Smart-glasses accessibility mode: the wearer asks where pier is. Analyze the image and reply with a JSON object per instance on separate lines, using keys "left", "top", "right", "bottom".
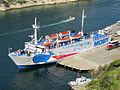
{"left": 57, "top": 22, "right": 120, "bottom": 89}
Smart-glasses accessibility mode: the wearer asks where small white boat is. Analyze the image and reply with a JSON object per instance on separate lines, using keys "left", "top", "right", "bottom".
{"left": 61, "top": 16, "right": 75, "bottom": 22}
{"left": 68, "top": 76, "right": 91, "bottom": 87}
{"left": 68, "top": 16, "right": 75, "bottom": 21}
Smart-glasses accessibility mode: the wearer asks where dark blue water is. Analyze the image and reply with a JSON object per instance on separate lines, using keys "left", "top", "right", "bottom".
{"left": 0, "top": 0, "right": 120, "bottom": 89}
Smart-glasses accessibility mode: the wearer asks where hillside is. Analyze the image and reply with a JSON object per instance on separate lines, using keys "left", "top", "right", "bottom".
{"left": 0, "top": 0, "right": 78, "bottom": 11}
{"left": 86, "top": 60, "right": 120, "bottom": 90}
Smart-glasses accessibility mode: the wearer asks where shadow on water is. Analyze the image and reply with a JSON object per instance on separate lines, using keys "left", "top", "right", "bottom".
{"left": 19, "top": 62, "right": 93, "bottom": 80}
{"left": 12, "top": 63, "right": 93, "bottom": 90}
{"left": 56, "top": 64, "right": 94, "bottom": 79}
{"left": 18, "top": 62, "right": 56, "bottom": 72}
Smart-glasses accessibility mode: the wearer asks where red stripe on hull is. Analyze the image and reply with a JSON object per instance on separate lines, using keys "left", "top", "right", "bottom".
{"left": 52, "top": 53, "right": 78, "bottom": 60}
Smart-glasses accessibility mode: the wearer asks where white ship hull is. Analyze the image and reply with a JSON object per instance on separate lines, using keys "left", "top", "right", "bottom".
{"left": 51, "top": 35, "right": 111, "bottom": 55}
{"left": 51, "top": 38, "right": 93, "bottom": 55}
{"left": 8, "top": 52, "right": 57, "bottom": 69}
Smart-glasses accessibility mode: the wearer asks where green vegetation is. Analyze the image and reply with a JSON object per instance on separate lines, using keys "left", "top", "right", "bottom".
{"left": 16, "top": 0, "right": 27, "bottom": 5}
{"left": 86, "top": 60, "right": 120, "bottom": 90}
{"left": 0, "top": 0, "right": 4, "bottom": 4}
{"left": 0, "top": 0, "right": 27, "bottom": 7}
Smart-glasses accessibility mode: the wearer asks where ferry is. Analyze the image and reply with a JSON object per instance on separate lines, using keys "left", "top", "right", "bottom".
{"left": 8, "top": 9, "right": 112, "bottom": 70}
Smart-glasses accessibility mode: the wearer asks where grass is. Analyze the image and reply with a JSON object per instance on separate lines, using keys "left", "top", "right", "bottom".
{"left": 86, "top": 60, "right": 120, "bottom": 90}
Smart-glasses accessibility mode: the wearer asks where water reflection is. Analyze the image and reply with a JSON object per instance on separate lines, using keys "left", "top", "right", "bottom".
{"left": 12, "top": 65, "right": 78, "bottom": 90}
{"left": 12, "top": 64, "right": 92, "bottom": 90}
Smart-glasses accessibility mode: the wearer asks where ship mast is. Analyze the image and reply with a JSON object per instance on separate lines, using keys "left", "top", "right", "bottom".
{"left": 81, "top": 9, "right": 85, "bottom": 36}
{"left": 32, "top": 17, "right": 39, "bottom": 45}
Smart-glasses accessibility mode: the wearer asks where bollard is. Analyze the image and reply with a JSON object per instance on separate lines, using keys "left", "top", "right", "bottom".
{"left": 71, "top": 66, "right": 73, "bottom": 70}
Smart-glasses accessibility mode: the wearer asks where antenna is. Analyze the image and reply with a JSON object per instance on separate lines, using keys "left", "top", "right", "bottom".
{"left": 32, "top": 17, "right": 40, "bottom": 45}
{"left": 81, "top": 9, "right": 86, "bottom": 36}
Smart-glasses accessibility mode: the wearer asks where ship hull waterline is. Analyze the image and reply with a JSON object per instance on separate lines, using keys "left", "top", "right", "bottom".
{"left": 8, "top": 52, "right": 78, "bottom": 70}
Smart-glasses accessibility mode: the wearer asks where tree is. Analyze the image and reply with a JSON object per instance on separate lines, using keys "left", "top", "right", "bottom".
{"left": 0, "top": 0, "right": 5, "bottom": 4}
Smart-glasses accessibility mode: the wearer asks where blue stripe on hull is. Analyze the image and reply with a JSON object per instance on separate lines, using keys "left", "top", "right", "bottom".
{"left": 18, "top": 65, "right": 34, "bottom": 69}
{"left": 17, "top": 62, "right": 56, "bottom": 70}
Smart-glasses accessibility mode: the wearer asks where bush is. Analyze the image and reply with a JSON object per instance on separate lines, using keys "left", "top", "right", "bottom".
{"left": 16, "top": 0, "right": 27, "bottom": 5}
{"left": 86, "top": 59, "right": 120, "bottom": 90}
{"left": 0, "top": 0, "right": 16, "bottom": 5}
{"left": 3, "top": 1, "right": 10, "bottom": 7}
{"left": 4, "top": 0, "right": 16, "bottom": 4}
{"left": 86, "top": 79, "right": 100, "bottom": 90}
{"left": 100, "top": 75, "right": 111, "bottom": 89}
{"left": 108, "top": 60, "right": 120, "bottom": 70}
{"left": 0, "top": 0, "right": 4, "bottom": 4}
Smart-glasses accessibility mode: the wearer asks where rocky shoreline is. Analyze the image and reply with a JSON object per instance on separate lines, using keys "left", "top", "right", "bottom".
{"left": 0, "top": 0, "right": 78, "bottom": 11}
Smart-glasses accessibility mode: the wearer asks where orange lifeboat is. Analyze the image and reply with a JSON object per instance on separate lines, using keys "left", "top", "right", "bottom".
{"left": 58, "top": 37, "right": 70, "bottom": 42}
{"left": 49, "top": 33, "right": 58, "bottom": 39}
{"left": 61, "top": 31, "right": 69, "bottom": 35}
{"left": 71, "top": 33, "right": 82, "bottom": 39}
{"left": 43, "top": 42, "right": 53, "bottom": 46}
{"left": 59, "top": 31, "right": 70, "bottom": 37}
